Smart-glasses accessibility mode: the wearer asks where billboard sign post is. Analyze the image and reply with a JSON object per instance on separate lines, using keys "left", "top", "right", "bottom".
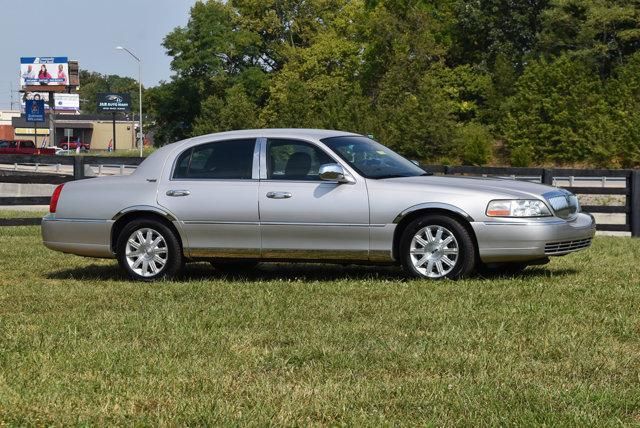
{"left": 98, "top": 93, "right": 132, "bottom": 151}
{"left": 25, "top": 99, "right": 45, "bottom": 148}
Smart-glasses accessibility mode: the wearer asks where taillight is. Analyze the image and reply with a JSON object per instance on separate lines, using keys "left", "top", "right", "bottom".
{"left": 49, "top": 184, "right": 64, "bottom": 213}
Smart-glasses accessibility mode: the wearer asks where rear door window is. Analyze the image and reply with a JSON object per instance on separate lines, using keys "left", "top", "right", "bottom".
{"left": 173, "top": 139, "right": 256, "bottom": 180}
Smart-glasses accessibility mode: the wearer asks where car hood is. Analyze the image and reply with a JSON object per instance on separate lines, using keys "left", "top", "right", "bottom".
{"left": 381, "top": 175, "right": 556, "bottom": 199}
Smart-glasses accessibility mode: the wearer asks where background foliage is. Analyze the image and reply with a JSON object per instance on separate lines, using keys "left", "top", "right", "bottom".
{"left": 139, "top": 0, "right": 640, "bottom": 167}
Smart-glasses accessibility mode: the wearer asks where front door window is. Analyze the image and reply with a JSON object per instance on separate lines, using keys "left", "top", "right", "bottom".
{"left": 266, "top": 139, "right": 335, "bottom": 181}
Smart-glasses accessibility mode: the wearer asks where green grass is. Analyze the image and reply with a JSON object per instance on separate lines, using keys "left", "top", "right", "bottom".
{"left": 1, "top": 221, "right": 639, "bottom": 426}
{"left": 0, "top": 210, "right": 47, "bottom": 219}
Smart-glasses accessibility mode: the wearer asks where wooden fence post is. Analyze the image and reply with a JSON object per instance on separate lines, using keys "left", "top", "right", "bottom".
{"left": 73, "top": 156, "right": 84, "bottom": 180}
{"left": 542, "top": 169, "right": 553, "bottom": 185}
{"left": 631, "top": 170, "right": 640, "bottom": 238}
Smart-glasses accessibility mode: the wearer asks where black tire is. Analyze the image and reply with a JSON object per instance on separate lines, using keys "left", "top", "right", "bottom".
{"left": 116, "top": 217, "right": 183, "bottom": 281}
{"left": 399, "top": 214, "right": 477, "bottom": 280}
{"left": 210, "top": 259, "right": 259, "bottom": 273}
{"left": 61, "top": 144, "right": 68, "bottom": 150}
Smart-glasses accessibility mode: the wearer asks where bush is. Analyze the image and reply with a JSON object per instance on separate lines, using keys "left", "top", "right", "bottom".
{"left": 510, "top": 145, "right": 534, "bottom": 167}
{"left": 455, "top": 123, "right": 494, "bottom": 166}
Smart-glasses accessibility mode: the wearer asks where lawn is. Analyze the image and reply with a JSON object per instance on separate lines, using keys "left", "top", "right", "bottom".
{"left": 1, "top": 216, "right": 639, "bottom": 426}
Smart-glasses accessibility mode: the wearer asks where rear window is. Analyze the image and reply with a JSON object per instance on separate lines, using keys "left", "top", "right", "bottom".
{"left": 173, "top": 139, "right": 256, "bottom": 180}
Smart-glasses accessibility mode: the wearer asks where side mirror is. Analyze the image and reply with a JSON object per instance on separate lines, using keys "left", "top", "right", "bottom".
{"left": 319, "top": 163, "right": 354, "bottom": 184}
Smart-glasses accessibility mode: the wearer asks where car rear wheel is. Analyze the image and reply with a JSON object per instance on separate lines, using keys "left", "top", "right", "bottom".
{"left": 117, "top": 218, "right": 183, "bottom": 281}
{"left": 400, "top": 214, "right": 476, "bottom": 280}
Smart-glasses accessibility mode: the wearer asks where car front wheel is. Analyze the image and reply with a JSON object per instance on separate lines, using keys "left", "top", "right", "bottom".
{"left": 117, "top": 218, "right": 183, "bottom": 281}
{"left": 400, "top": 214, "right": 476, "bottom": 280}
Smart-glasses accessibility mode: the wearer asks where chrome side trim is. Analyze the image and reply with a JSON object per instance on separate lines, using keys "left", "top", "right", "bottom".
{"left": 43, "top": 218, "right": 110, "bottom": 224}
{"left": 393, "top": 203, "right": 474, "bottom": 223}
{"left": 188, "top": 248, "right": 260, "bottom": 259}
{"left": 183, "top": 220, "right": 260, "bottom": 225}
{"left": 182, "top": 220, "right": 385, "bottom": 227}
{"left": 261, "top": 249, "right": 369, "bottom": 260}
{"left": 112, "top": 205, "right": 177, "bottom": 222}
{"left": 261, "top": 221, "right": 377, "bottom": 227}
{"left": 482, "top": 220, "right": 567, "bottom": 226}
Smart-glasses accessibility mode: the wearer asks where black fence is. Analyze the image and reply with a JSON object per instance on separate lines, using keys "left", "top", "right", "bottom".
{"left": 1, "top": 154, "right": 638, "bottom": 237}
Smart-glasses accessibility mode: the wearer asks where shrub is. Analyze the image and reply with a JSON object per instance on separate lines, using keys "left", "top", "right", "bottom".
{"left": 455, "top": 123, "right": 494, "bottom": 166}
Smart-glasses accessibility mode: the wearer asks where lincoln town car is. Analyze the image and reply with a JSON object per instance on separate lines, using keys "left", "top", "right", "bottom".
{"left": 42, "top": 129, "right": 595, "bottom": 281}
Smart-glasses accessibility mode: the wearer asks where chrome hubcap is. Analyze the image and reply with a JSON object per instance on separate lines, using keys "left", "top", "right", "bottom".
{"left": 410, "top": 225, "right": 459, "bottom": 278}
{"left": 125, "top": 228, "right": 168, "bottom": 277}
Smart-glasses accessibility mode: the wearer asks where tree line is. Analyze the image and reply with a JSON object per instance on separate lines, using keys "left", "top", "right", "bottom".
{"left": 85, "top": 0, "right": 640, "bottom": 167}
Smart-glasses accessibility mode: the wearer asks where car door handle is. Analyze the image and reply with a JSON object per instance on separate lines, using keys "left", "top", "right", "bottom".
{"left": 166, "top": 189, "right": 190, "bottom": 197}
{"left": 266, "top": 191, "right": 292, "bottom": 199}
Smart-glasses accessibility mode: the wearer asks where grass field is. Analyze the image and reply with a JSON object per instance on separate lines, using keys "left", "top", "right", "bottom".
{"left": 1, "top": 215, "right": 639, "bottom": 425}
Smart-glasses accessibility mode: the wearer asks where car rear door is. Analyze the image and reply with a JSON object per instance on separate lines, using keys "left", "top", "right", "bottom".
{"left": 156, "top": 138, "right": 261, "bottom": 258}
{"left": 258, "top": 137, "right": 370, "bottom": 260}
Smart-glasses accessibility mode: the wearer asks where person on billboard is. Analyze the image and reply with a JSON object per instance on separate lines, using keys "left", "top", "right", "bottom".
{"left": 21, "top": 65, "right": 35, "bottom": 84}
{"left": 38, "top": 65, "right": 52, "bottom": 84}
{"left": 57, "top": 64, "right": 67, "bottom": 85}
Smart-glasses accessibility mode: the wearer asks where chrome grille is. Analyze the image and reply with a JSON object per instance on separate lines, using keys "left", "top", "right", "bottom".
{"left": 544, "top": 238, "right": 592, "bottom": 255}
{"left": 544, "top": 190, "right": 580, "bottom": 220}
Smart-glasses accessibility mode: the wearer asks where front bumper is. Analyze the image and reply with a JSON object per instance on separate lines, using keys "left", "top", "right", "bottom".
{"left": 471, "top": 213, "right": 596, "bottom": 263}
{"left": 41, "top": 214, "right": 115, "bottom": 258}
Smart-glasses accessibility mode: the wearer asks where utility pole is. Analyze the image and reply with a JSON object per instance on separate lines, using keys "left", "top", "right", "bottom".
{"left": 9, "top": 82, "right": 18, "bottom": 111}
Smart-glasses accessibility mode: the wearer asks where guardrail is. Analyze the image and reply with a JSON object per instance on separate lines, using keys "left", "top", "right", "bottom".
{"left": 1, "top": 154, "right": 638, "bottom": 237}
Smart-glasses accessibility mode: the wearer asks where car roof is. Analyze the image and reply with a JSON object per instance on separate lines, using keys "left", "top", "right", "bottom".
{"left": 187, "top": 128, "right": 361, "bottom": 143}
{"left": 134, "top": 129, "right": 363, "bottom": 177}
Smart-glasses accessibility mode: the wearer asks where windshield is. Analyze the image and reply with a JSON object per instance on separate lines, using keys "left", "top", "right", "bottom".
{"left": 321, "top": 135, "right": 427, "bottom": 179}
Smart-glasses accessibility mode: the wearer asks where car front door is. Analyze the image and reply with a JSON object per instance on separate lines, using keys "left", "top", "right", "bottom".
{"left": 258, "top": 138, "right": 370, "bottom": 260}
{"left": 157, "top": 138, "right": 260, "bottom": 258}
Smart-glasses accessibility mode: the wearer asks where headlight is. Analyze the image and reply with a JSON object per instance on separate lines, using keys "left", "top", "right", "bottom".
{"left": 486, "top": 199, "right": 552, "bottom": 217}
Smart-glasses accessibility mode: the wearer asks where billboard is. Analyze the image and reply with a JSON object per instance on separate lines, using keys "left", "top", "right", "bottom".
{"left": 53, "top": 93, "right": 80, "bottom": 111}
{"left": 97, "top": 93, "right": 131, "bottom": 112}
{"left": 21, "top": 92, "right": 51, "bottom": 112}
{"left": 26, "top": 99, "right": 46, "bottom": 122}
{"left": 20, "top": 57, "right": 69, "bottom": 87}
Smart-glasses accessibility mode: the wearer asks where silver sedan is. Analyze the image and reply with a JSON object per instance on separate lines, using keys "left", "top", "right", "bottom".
{"left": 41, "top": 129, "right": 595, "bottom": 281}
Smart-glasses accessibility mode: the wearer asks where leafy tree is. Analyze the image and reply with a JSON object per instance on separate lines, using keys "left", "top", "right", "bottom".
{"left": 77, "top": 70, "right": 142, "bottom": 115}
{"left": 144, "top": 78, "right": 200, "bottom": 145}
{"left": 145, "top": 0, "right": 640, "bottom": 167}
{"left": 605, "top": 52, "right": 640, "bottom": 166}
{"left": 449, "top": 0, "right": 550, "bottom": 69}
{"left": 193, "top": 84, "right": 259, "bottom": 135}
{"left": 538, "top": 0, "right": 640, "bottom": 77}
{"left": 455, "top": 122, "right": 494, "bottom": 165}
{"left": 503, "top": 55, "right": 612, "bottom": 164}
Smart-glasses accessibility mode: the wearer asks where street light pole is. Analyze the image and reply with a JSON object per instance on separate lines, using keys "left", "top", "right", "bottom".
{"left": 116, "top": 46, "right": 143, "bottom": 157}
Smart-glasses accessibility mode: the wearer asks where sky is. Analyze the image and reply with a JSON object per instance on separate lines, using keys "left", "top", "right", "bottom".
{"left": 0, "top": 0, "right": 197, "bottom": 109}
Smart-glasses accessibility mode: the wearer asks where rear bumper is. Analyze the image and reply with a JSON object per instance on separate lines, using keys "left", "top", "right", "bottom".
{"left": 41, "top": 214, "right": 115, "bottom": 258}
{"left": 472, "top": 213, "right": 596, "bottom": 263}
